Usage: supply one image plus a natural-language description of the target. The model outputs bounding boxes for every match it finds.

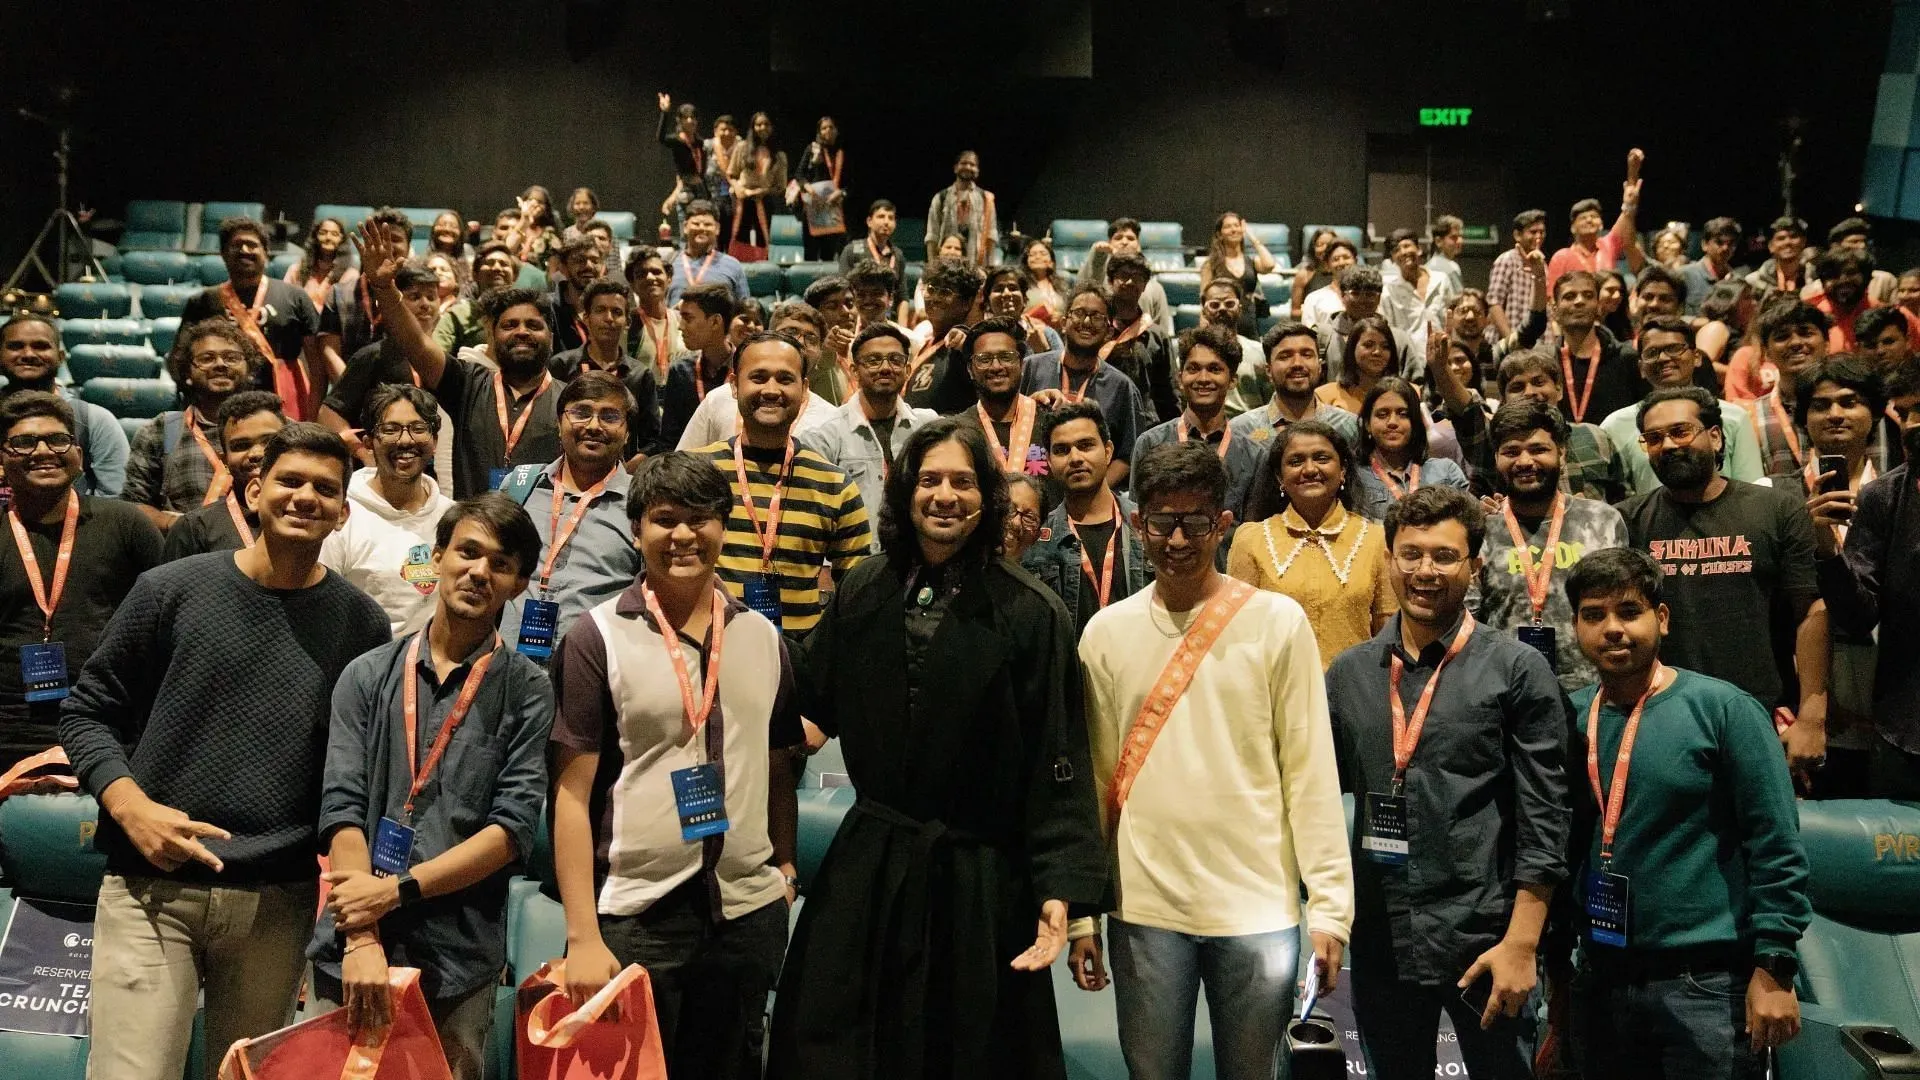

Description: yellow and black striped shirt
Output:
[694,438,873,633]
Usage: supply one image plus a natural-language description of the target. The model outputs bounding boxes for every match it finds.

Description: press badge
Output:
[1360,792,1409,865]
[1585,870,1630,947]
[517,599,560,660]
[671,763,730,841]
[20,641,67,703]
[742,575,783,628]
[1516,625,1557,672]
[371,816,415,876]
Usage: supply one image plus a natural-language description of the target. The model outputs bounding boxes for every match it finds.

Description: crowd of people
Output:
[7,127,1920,1080]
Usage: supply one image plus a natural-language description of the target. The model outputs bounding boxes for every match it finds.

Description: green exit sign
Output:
[1419,108,1473,127]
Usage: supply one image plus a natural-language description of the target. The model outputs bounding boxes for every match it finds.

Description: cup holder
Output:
[1840,1025,1920,1076]
[1287,1020,1335,1045]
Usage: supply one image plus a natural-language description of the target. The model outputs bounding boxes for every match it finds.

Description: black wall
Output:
[1,0,1906,271]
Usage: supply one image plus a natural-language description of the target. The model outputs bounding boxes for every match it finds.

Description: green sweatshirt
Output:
[1570,667,1810,959]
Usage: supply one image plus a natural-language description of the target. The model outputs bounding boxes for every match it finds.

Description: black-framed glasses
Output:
[1065,309,1109,325]
[1142,512,1217,538]
[190,350,246,369]
[1640,344,1692,361]
[970,350,1021,370]
[563,405,628,426]
[857,353,909,370]
[373,422,434,439]
[1391,548,1466,573]
[5,433,73,456]
[1638,423,1706,450]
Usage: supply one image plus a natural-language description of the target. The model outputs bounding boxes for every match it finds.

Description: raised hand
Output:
[657,92,672,113]
[354,220,404,291]
[1624,148,1645,204]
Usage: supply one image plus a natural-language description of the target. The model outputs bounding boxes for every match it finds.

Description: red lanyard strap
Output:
[1371,456,1421,500]
[732,438,796,572]
[1060,359,1101,404]
[979,395,1037,473]
[493,370,552,459]
[1176,416,1232,461]
[184,407,232,504]
[1388,613,1476,788]
[1098,314,1151,361]
[1765,391,1803,468]
[1586,662,1667,865]
[8,490,78,640]
[1501,494,1567,623]
[539,467,611,593]
[401,631,501,816]
[681,250,717,286]
[641,584,728,737]
[225,492,255,549]
[1067,494,1121,609]
[1560,340,1603,424]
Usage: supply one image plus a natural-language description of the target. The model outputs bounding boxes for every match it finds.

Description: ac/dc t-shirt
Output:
[1618,480,1818,708]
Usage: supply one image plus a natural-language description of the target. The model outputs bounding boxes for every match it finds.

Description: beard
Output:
[1650,445,1718,491]
[1499,467,1562,503]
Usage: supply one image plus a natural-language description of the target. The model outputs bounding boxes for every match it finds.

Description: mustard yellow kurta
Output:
[1227,503,1396,669]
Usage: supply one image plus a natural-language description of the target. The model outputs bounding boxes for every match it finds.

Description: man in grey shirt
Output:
[1076,216,1173,337]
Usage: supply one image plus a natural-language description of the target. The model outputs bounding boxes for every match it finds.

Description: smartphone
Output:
[1459,972,1493,1017]
[1817,454,1849,496]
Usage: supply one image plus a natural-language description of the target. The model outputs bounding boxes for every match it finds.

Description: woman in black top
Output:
[730,112,788,259]
[790,116,846,261]
[656,92,710,239]
[1200,211,1277,337]
[1291,227,1340,318]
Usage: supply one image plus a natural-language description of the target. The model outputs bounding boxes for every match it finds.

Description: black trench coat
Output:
[766,554,1108,1080]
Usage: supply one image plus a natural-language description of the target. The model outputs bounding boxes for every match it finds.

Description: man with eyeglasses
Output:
[1599,317,1763,497]
[494,372,645,662]
[161,392,285,561]
[1076,216,1173,337]
[318,385,458,636]
[1325,485,1570,1080]
[1023,402,1152,637]
[315,261,446,468]
[0,391,160,769]
[0,314,130,498]
[954,316,1054,484]
[1189,278,1267,417]
[1620,386,1828,782]
[124,316,267,532]
[548,278,664,470]
[1070,441,1351,1080]
[799,323,939,547]
[1022,286,1150,488]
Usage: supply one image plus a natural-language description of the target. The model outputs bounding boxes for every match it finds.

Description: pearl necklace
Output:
[1262,515,1368,586]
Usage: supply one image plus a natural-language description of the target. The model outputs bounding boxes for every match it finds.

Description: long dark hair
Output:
[1244,419,1357,521]
[879,420,1009,572]
[1338,315,1402,389]
[295,218,350,284]
[1357,376,1430,464]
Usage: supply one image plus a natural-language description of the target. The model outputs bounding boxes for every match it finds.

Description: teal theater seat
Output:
[66,345,161,384]
[54,283,132,320]
[0,794,107,1079]
[770,216,803,246]
[120,251,194,286]
[1246,223,1291,254]
[267,251,300,279]
[1174,305,1202,331]
[745,261,783,300]
[1144,251,1187,272]
[195,202,267,252]
[1050,220,1109,249]
[1137,222,1183,250]
[1301,224,1366,252]
[397,208,453,240]
[118,416,147,444]
[598,211,637,240]
[795,785,855,887]
[121,200,187,251]
[1778,799,1920,1079]
[782,261,836,298]
[313,204,377,232]
[138,283,200,320]
[1159,271,1202,307]
[60,319,147,349]
[195,256,229,286]
[1257,273,1293,305]
[148,316,181,356]
[81,378,176,419]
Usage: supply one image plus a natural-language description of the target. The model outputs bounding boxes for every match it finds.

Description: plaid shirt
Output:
[1486,248,1536,320]
[1751,390,1806,482]
[122,409,222,513]
[1563,422,1626,503]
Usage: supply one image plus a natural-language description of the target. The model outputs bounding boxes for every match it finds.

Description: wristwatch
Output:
[395,871,423,908]
[1753,953,1799,984]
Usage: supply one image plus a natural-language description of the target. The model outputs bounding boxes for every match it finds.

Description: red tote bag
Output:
[215,966,452,1080]
[516,960,668,1080]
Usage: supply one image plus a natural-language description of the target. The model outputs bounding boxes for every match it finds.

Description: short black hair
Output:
[473,240,515,273]
[0,390,74,438]
[0,313,61,354]
[214,390,285,439]
[1244,418,1356,521]
[1568,197,1603,223]
[368,206,414,238]
[846,259,899,295]
[1633,263,1688,305]
[878,420,1008,570]
[1488,399,1569,450]
[364,383,442,437]
[1511,209,1547,234]
[867,198,897,216]
[802,275,849,308]
[1637,314,1696,349]
[218,216,272,253]
[921,257,986,302]
[731,329,810,378]
[1884,360,1920,400]
[1635,385,1723,435]
[1857,306,1912,346]
[683,199,720,224]
[1565,546,1664,610]
[1496,348,1561,394]
[1768,215,1807,240]
[480,286,553,326]
[679,282,738,322]
[1324,238,1358,262]
[1827,217,1872,246]
[1338,265,1383,295]
[1387,227,1422,253]
[1815,246,1875,283]
[1552,269,1599,301]
[1177,323,1241,371]
[1201,275,1245,302]
[961,315,1025,358]
[558,235,598,266]
[1132,441,1228,513]
[435,493,543,577]
[257,421,353,488]
[395,260,438,293]
[1105,251,1151,282]
[1261,319,1319,359]
[1066,282,1113,318]
[557,368,637,417]
[581,278,630,313]
[1108,217,1141,239]
[1753,296,1831,344]
[1793,354,1885,431]
[1043,400,1111,449]
[768,300,827,341]
[627,450,734,522]
[1702,216,1742,244]
[622,246,665,284]
[854,321,913,357]
[1357,376,1429,463]
[1384,485,1486,558]
[582,220,613,240]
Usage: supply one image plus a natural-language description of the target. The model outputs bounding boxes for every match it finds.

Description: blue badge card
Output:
[742,575,783,629]
[489,467,510,491]
[1516,625,1557,672]
[371,816,415,876]
[517,599,560,660]
[1361,792,1410,865]
[671,763,730,841]
[1585,870,1630,947]
[20,641,67,703]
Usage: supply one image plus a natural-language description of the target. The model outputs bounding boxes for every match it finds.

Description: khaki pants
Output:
[84,873,317,1080]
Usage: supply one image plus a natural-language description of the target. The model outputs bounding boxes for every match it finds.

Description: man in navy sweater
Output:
[60,423,390,1080]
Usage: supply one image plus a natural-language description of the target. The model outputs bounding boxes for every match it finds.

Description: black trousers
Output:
[1350,963,1535,1080]
[598,879,789,1080]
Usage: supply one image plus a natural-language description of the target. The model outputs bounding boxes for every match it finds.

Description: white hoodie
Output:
[321,467,457,636]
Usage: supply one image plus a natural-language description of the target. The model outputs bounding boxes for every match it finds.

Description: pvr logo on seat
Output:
[1874,833,1920,861]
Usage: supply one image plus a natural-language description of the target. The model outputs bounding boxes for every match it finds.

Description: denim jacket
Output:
[1020,492,1153,635]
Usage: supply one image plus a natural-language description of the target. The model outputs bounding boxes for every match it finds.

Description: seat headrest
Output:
[1797,799,1920,919]
[0,794,107,904]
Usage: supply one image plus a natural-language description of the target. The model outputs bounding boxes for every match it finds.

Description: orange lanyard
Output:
[865,236,892,267]
[732,438,795,573]
[1176,415,1232,461]
[681,134,704,176]
[225,492,255,549]
[7,490,78,640]
[492,370,551,460]
[1501,494,1567,624]
[1764,391,1803,468]
[1560,339,1603,424]
[1371,455,1421,500]
[825,147,844,187]
[1060,359,1101,404]
[1067,495,1121,609]
[1388,613,1476,789]
[538,466,610,595]
[979,395,1037,473]
[400,631,500,818]
[681,250,717,286]
[640,584,728,737]
[184,407,231,504]
[1586,662,1667,866]
[643,314,673,381]
[1098,314,1151,361]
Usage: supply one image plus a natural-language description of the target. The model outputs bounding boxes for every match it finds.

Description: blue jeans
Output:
[1107,917,1300,1080]
[1571,964,1764,1079]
